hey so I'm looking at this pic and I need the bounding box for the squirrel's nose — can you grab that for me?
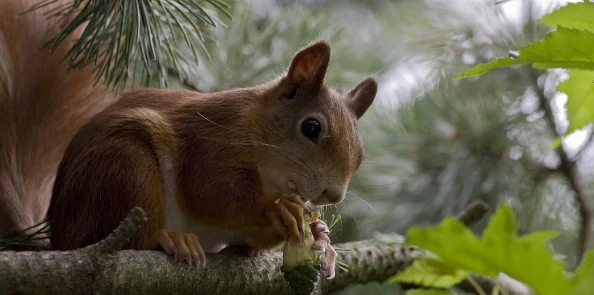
[315,188,344,205]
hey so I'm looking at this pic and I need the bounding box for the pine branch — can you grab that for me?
[24,0,231,92]
[0,221,51,251]
[0,208,422,295]
[527,67,593,265]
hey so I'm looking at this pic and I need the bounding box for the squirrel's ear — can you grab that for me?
[286,40,331,88]
[347,77,377,119]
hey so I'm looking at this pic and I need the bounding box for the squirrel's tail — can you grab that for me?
[0,0,115,247]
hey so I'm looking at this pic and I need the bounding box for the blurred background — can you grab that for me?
[156,0,592,293]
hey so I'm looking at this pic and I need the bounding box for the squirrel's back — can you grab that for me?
[0,0,115,243]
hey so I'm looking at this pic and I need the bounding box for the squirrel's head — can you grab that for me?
[255,40,377,206]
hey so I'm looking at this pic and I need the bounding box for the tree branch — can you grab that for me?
[456,199,489,227]
[528,68,593,264]
[0,202,534,295]
[0,208,423,295]
[0,243,420,295]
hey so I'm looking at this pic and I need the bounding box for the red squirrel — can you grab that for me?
[1,0,377,279]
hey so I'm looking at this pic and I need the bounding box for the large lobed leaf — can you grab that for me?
[558,70,594,135]
[402,203,572,295]
[389,257,469,288]
[455,1,594,134]
[454,27,594,79]
[540,2,594,32]
[571,249,594,295]
[453,57,523,79]
[539,1,594,135]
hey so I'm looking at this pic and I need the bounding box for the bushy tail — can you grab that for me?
[0,0,115,247]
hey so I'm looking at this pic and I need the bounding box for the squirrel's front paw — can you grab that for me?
[311,219,337,279]
[266,194,310,242]
[151,230,206,267]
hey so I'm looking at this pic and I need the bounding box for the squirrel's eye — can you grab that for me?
[301,118,321,143]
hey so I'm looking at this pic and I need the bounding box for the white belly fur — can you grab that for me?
[157,144,252,253]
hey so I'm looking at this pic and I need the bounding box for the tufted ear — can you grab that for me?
[347,77,377,119]
[286,40,331,89]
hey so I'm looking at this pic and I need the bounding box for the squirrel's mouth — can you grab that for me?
[287,180,309,204]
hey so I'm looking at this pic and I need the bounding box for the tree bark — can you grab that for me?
[0,242,421,295]
[0,208,423,295]
[1,201,529,295]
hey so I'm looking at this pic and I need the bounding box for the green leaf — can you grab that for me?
[482,201,515,242]
[390,257,469,288]
[509,27,594,70]
[455,27,594,79]
[571,249,594,295]
[454,57,524,79]
[404,203,571,295]
[406,217,495,276]
[558,69,594,134]
[516,231,560,246]
[540,2,594,32]
[405,289,453,295]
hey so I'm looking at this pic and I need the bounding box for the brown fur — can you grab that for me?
[0,0,115,246]
[47,40,378,252]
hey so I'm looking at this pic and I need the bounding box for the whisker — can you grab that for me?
[192,112,314,176]
[337,202,362,240]
[196,111,251,139]
[345,191,376,212]
[324,160,341,175]
[195,111,294,153]
[329,229,342,239]
[257,160,309,178]
[271,131,315,174]
[263,147,311,176]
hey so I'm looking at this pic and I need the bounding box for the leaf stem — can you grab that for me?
[467,276,488,295]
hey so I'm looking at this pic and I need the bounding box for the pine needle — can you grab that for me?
[24,0,231,92]
[0,221,51,250]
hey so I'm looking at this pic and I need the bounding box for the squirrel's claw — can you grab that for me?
[267,194,308,242]
[310,219,336,279]
[151,230,206,268]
